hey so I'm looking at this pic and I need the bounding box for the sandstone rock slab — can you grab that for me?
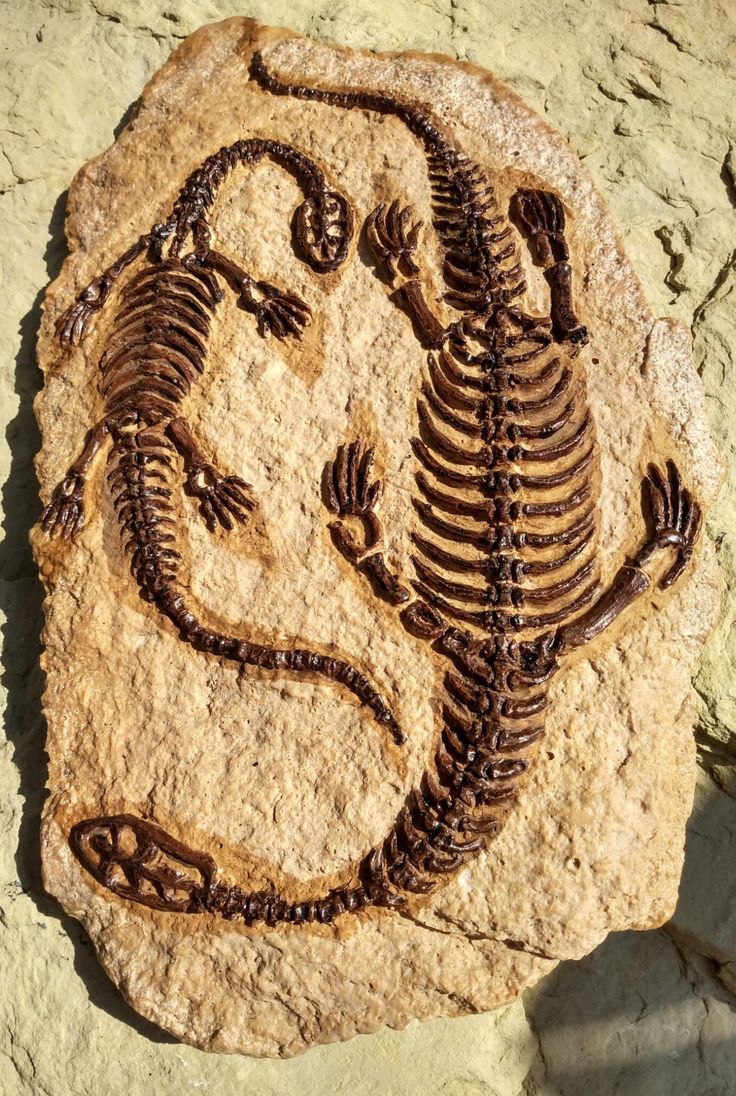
[31,18,721,1056]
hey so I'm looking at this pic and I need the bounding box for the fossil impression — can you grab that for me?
[34,20,721,1057]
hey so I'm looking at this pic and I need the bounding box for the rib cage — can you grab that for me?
[104,261,220,420]
[61,55,664,928]
[103,260,220,599]
[230,53,605,916]
[102,259,404,750]
[411,324,601,635]
[355,313,602,907]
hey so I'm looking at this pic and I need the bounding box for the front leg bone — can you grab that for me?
[324,439,410,606]
[240,278,312,340]
[55,232,161,348]
[511,188,588,347]
[366,201,422,281]
[365,202,446,348]
[41,420,109,539]
[196,250,311,340]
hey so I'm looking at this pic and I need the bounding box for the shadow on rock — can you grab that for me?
[1,180,175,1046]
[523,922,736,1095]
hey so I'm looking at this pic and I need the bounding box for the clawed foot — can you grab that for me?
[186,464,256,532]
[325,440,382,518]
[324,440,383,563]
[512,187,588,347]
[241,280,311,340]
[511,189,565,257]
[325,440,411,607]
[639,460,702,589]
[56,277,110,348]
[40,474,87,539]
[366,201,422,281]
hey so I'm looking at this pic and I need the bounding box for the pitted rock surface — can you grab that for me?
[2,0,735,1088]
[29,19,721,1055]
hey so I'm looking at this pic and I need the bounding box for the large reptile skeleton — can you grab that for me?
[45,53,701,927]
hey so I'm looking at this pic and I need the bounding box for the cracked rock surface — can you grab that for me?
[2,0,735,1090]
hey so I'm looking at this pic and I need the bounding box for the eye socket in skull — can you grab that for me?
[70,813,216,913]
[294,190,354,272]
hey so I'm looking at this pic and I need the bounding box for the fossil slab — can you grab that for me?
[32,18,722,1056]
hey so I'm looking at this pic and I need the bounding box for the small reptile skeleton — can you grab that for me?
[49,54,702,927]
[41,137,409,734]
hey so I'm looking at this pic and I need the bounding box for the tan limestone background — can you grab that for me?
[1,0,734,1091]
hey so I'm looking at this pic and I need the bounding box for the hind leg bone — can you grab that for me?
[168,417,255,533]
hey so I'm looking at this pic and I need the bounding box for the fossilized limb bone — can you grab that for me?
[512,188,588,347]
[366,200,421,280]
[42,135,408,748]
[324,438,411,606]
[557,460,702,653]
[199,249,312,340]
[56,236,156,349]
[322,436,460,647]
[168,416,255,533]
[40,420,110,538]
[365,202,446,348]
[62,57,705,931]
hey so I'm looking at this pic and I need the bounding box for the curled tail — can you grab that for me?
[69,813,394,924]
[251,52,525,306]
[109,427,404,744]
[70,695,541,923]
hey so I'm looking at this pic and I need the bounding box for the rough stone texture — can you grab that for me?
[29,14,722,1054]
[1,0,734,1091]
[668,768,736,981]
[523,927,736,1096]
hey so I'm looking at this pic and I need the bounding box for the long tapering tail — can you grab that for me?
[250,51,526,307]
[69,695,540,923]
[157,583,405,744]
[109,428,404,744]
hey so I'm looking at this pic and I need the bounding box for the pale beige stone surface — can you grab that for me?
[523,927,736,1096]
[29,13,721,1054]
[2,0,735,1091]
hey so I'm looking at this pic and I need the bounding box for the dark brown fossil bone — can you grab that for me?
[511,189,588,346]
[324,440,410,605]
[42,137,409,750]
[65,56,702,929]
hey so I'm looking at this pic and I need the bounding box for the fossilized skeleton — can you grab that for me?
[46,54,702,928]
[41,139,408,732]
